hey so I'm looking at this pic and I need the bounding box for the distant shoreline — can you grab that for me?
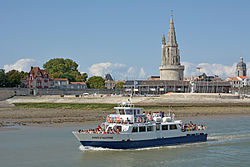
[1,94,250,128]
[0,102,250,128]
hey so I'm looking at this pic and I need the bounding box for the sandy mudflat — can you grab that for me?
[0,103,250,127]
[1,94,250,127]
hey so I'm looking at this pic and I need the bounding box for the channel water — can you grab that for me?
[0,115,250,167]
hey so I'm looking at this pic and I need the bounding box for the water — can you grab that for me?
[0,116,250,167]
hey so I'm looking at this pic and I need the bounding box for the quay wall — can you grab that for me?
[0,88,242,101]
[162,93,240,99]
[0,88,123,101]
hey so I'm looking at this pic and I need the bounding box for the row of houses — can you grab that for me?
[21,67,249,94]
[22,67,123,90]
[22,67,87,89]
[225,76,250,88]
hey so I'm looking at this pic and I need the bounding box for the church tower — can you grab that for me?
[159,13,184,80]
[236,57,247,76]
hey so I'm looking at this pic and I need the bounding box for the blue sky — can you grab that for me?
[0,0,250,79]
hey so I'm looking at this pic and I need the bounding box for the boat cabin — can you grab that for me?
[106,102,144,124]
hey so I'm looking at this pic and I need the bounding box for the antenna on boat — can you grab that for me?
[128,94,132,104]
[168,105,171,117]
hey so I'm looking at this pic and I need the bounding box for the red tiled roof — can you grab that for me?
[54,78,69,81]
[105,81,123,84]
[40,70,48,75]
[226,77,240,81]
[238,76,248,79]
[70,82,86,85]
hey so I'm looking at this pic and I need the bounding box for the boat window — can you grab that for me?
[147,126,153,132]
[170,124,177,130]
[119,109,125,115]
[125,110,133,115]
[132,126,138,133]
[137,110,140,115]
[139,126,146,132]
[156,123,160,131]
[116,126,122,132]
[134,110,136,115]
[162,125,168,130]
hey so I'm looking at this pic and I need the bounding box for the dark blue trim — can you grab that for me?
[80,134,207,149]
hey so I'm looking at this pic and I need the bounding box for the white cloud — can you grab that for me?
[88,62,146,80]
[247,62,250,77]
[3,59,37,72]
[182,62,197,77]
[138,68,146,78]
[182,61,250,78]
[88,62,126,76]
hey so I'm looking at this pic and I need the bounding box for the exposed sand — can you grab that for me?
[6,93,250,106]
[0,103,250,127]
[1,94,250,127]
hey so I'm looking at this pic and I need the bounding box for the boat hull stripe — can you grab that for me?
[80,134,207,149]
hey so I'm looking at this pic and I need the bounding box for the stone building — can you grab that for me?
[159,13,184,80]
[236,57,247,76]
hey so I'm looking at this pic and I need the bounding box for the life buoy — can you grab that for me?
[115,117,120,123]
[138,117,143,123]
[107,117,112,123]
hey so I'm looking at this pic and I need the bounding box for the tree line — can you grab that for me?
[0,69,27,87]
[0,58,124,89]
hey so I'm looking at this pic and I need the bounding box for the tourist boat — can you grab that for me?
[72,102,208,149]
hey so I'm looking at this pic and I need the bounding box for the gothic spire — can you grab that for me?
[166,12,178,47]
[161,32,166,45]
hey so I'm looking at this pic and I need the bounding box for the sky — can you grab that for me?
[0,0,250,80]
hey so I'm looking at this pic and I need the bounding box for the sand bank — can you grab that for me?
[1,94,250,127]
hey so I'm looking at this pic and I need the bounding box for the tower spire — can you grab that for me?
[161,32,166,45]
[166,11,178,47]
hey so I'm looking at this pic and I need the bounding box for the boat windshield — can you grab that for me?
[118,109,125,115]
[125,109,133,115]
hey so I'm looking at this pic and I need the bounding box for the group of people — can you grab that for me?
[181,121,207,132]
[143,111,165,121]
[78,125,120,134]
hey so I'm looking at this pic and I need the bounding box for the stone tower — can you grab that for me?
[159,13,184,80]
[236,57,247,76]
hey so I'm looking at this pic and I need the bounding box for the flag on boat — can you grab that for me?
[169,106,173,110]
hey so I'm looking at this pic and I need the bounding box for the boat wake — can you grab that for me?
[78,142,207,152]
[207,133,250,142]
[79,145,118,151]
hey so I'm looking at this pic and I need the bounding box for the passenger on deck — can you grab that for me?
[148,112,152,121]
[159,112,162,118]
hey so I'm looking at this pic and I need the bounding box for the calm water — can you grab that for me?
[0,116,250,167]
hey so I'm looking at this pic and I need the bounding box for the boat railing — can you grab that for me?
[118,102,134,108]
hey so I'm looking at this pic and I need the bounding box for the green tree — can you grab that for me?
[43,58,88,82]
[115,82,124,89]
[0,69,7,87]
[87,76,105,89]
[75,72,88,82]
[6,70,22,87]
